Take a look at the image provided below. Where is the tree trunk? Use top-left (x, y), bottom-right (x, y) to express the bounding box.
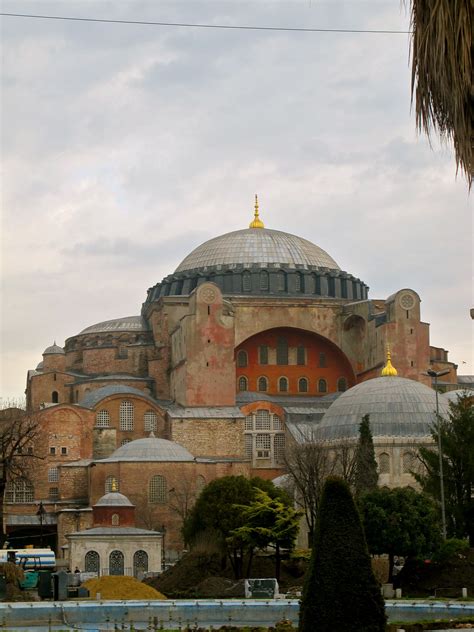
top-left (245, 549), bottom-right (254, 578)
top-left (388, 551), bottom-right (395, 584)
top-left (275, 543), bottom-right (281, 582)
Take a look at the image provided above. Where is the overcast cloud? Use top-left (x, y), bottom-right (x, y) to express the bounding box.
top-left (1, 0), bottom-right (472, 400)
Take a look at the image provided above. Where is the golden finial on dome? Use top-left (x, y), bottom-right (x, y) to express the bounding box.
top-left (249, 194), bottom-right (264, 229)
top-left (381, 346), bottom-right (398, 377)
top-left (111, 478), bottom-right (118, 493)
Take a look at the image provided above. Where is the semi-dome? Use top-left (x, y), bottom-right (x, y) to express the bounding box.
top-left (43, 342), bottom-right (65, 355)
top-left (79, 315), bottom-right (148, 335)
top-left (442, 388), bottom-right (474, 403)
top-left (94, 491), bottom-right (134, 507)
top-left (100, 437), bottom-right (194, 462)
top-left (175, 228), bottom-right (340, 273)
top-left (316, 376), bottom-right (449, 441)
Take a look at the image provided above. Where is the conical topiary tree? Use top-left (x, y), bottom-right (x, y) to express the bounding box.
top-left (354, 414), bottom-right (378, 497)
top-left (299, 477), bottom-right (386, 632)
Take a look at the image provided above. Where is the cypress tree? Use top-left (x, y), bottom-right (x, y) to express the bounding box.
top-left (299, 477), bottom-right (386, 632)
top-left (355, 414), bottom-right (378, 497)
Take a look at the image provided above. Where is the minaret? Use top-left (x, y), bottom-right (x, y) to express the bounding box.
top-left (381, 347), bottom-right (398, 377)
top-left (249, 194), bottom-right (265, 229)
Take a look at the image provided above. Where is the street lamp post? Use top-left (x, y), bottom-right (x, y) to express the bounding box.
top-left (36, 502), bottom-right (46, 547)
top-left (427, 368), bottom-right (450, 540)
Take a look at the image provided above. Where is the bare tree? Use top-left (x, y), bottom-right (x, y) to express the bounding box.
top-left (0, 401), bottom-right (41, 545)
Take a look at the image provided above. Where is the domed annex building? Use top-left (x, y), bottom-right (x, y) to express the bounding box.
top-left (10, 199), bottom-right (461, 562)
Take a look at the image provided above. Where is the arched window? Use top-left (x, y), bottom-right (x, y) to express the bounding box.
top-left (111, 513), bottom-right (119, 526)
top-left (314, 274), bottom-right (321, 295)
top-left (109, 550), bottom-right (124, 576)
top-left (105, 475), bottom-right (119, 493)
top-left (259, 345), bottom-right (268, 365)
top-left (318, 379), bottom-right (327, 393)
top-left (402, 451), bottom-right (416, 474)
top-left (5, 479), bottom-right (34, 503)
top-left (278, 377), bottom-right (288, 392)
top-left (149, 475), bottom-right (167, 504)
top-left (84, 550), bottom-right (100, 574)
top-left (297, 346), bottom-right (306, 365)
top-left (133, 550), bottom-right (149, 577)
top-left (196, 475), bottom-right (206, 494)
top-left (277, 338), bottom-right (288, 365)
top-left (242, 271), bottom-right (252, 292)
top-left (337, 377), bottom-right (347, 392)
top-left (144, 410), bottom-right (157, 433)
top-left (238, 376), bottom-right (248, 392)
top-left (298, 377), bottom-right (308, 393)
top-left (379, 452), bottom-right (390, 474)
top-left (52, 391), bottom-right (59, 403)
top-left (237, 350), bottom-right (248, 367)
top-left (295, 273), bottom-right (304, 292)
top-left (119, 401), bottom-right (134, 431)
top-left (96, 410), bottom-right (110, 428)
top-left (319, 352), bottom-right (327, 368)
top-left (257, 376), bottom-right (268, 392)
top-left (255, 410), bottom-right (271, 430)
top-left (260, 271), bottom-right (269, 291)
top-left (277, 271), bottom-right (286, 291)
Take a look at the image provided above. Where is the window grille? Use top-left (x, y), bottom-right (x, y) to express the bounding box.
top-left (109, 550), bottom-right (124, 576)
top-left (257, 376), bottom-right (268, 392)
top-left (278, 377), bottom-right (288, 392)
top-left (272, 415), bottom-right (282, 430)
top-left (149, 475), bottom-right (167, 504)
top-left (255, 410), bottom-right (271, 430)
top-left (318, 379), bottom-right (327, 393)
top-left (277, 338), bottom-right (288, 365)
top-left (49, 487), bottom-right (59, 501)
top-left (319, 352), bottom-right (326, 368)
top-left (379, 453), bottom-right (390, 474)
top-left (48, 467), bottom-right (59, 483)
top-left (298, 377), bottom-right (308, 393)
top-left (402, 451), bottom-right (415, 473)
top-left (259, 345), bottom-right (268, 365)
top-left (244, 434), bottom-right (253, 460)
top-left (85, 550), bottom-right (100, 574)
top-left (237, 350), bottom-right (248, 367)
top-left (96, 410), bottom-right (110, 428)
top-left (242, 271), bottom-right (251, 292)
top-left (245, 415), bottom-right (254, 431)
top-left (121, 439), bottom-right (131, 446)
top-left (111, 513), bottom-right (119, 526)
top-left (337, 377), bottom-right (347, 392)
top-left (133, 550), bottom-right (149, 577)
top-left (144, 410), bottom-right (157, 432)
top-left (5, 479), bottom-right (34, 503)
top-left (297, 346), bottom-right (306, 365)
top-left (295, 273), bottom-right (302, 292)
top-left (238, 376), bottom-right (248, 392)
top-left (260, 271), bottom-right (269, 290)
top-left (119, 401), bottom-right (134, 431)
top-left (105, 476), bottom-right (119, 493)
top-left (255, 434), bottom-right (271, 458)
top-left (274, 434), bottom-right (286, 464)
top-left (277, 271), bottom-right (286, 291)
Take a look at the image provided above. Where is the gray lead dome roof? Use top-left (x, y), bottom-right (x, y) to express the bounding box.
top-left (316, 376), bottom-right (449, 441)
top-left (100, 437), bottom-right (194, 462)
top-left (175, 228), bottom-right (340, 273)
top-left (80, 315), bottom-right (148, 335)
top-left (95, 491), bottom-right (134, 507)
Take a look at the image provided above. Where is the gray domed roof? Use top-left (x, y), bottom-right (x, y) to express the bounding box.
top-left (36, 361), bottom-right (44, 370)
top-left (442, 389), bottom-right (474, 403)
top-left (95, 491), bottom-right (134, 507)
top-left (100, 437), bottom-right (194, 462)
top-left (43, 343), bottom-right (65, 355)
top-left (316, 376), bottom-right (449, 441)
top-left (175, 228), bottom-right (340, 273)
top-left (80, 315), bottom-right (148, 335)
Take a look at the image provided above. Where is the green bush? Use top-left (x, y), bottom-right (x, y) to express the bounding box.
top-left (431, 538), bottom-right (469, 563)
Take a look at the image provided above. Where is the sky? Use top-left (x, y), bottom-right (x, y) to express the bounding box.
top-left (1, 0), bottom-right (472, 400)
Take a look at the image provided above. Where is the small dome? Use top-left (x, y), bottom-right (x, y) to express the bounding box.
top-left (43, 342), bottom-right (65, 356)
top-left (95, 491), bottom-right (134, 507)
top-left (316, 376), bottom-right (449, 441)
top-left (36, 361), bottom-right (44, 370)
top-left (79, 315), bottom-right (148, 335)
top-left (442, 389), bottom-right (474, 403)
top-left (175, 228), bottom-right (340, 273)
top-left (100, 437), bottom-right (194, 462)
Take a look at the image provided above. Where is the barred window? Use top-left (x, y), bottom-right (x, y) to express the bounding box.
top-left (277, 337), bottom-right (288, 365)
top-left (244, 434), bottom-right (253, 460)
top-left (274, 434), bottom-right (286, 464)
top-left (256, 434), bottom-right (271, 457)
top-left (379, 453), bottom-right (390, 474)
top-left (259, 345), bottom-right (268, 365)
top-left (298, 377), bottom-right (309, 393)
top-left (133, 550), bottom-right (148, 577)
top-left (297, 346), bottom-right (306, 365)
top-left (5, 479), bottom-right (34, 503)
top-left (144, 410), bottom-right (157, 432)
top-left (402, 451), bottom-right (416, 474)
top-left (48, 467), bottom-right (59, 483)
top-left (278, 377), bottom-right (288, 392)
top-left (121, 439), bottom-right (131, 446)
top-left (238, 376), bottom-right (248, 392)
top-left (337, 377), bottom-right (347, 392)
top-left (109, 550), bottom-right (124, 576)
top-left (272, 414), bottom-right (282, 431)
top-left (85, 550), bottom-right (100, 574)
top-left (237, 350), bottom-right (248, 367)
top-left (318, 379), bottom-right (327, 393)
top-left (295, 273), bottom-right (303, 292)
top-left (257, 376), bottom-right (268, 392)
top-left (49, 487), bottom-right (59, 501)
top-left (111, 513), bottom-right (119, 526)
top-left (105, 476), bottom-right (119, 493)
top-left (149, 475), bottom-right (167, 504)
top-left (242, 271), bottom-right (251, 292)
top-left (255, 410), bottom-right (271, 430)
top-left (260, 271), bottom-right (269, 291)
top-left (95, 410), bottom-right (110, 428)
top-left (245, 415), bottom-right (254, 431)
top-left (119, 401), bottom-right (134, 431)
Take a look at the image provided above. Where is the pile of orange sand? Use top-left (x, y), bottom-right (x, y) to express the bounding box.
top-left (83, 575), bottom-right (166, 600)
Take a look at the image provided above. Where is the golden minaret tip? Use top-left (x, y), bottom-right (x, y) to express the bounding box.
top-left (111, 478), bottom-right (118, 493)
top-left (249, 194), bottom-right (264, 229)
top-left (381, 346), bottom-right (398, 377)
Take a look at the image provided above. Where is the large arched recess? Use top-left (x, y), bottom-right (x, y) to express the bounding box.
top-left (235, 327), bottom-right (356, 397)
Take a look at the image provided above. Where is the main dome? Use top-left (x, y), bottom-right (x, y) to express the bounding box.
top-left (175, 228), bottom-right (340, 273)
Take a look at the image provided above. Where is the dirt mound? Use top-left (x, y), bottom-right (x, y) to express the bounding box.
top-left (397, 548), bottom-right (474, 598)
top-left (194, 576), bottom-right (246, 598)
top-left (83, 575), bottom-right (166, 600)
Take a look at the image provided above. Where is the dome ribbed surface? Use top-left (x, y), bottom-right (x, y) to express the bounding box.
top-left (101, 437), bottom-right (194, 462)
top-left (175, 228), bottom-right (340, 273)
top-left (80, 315), bottom-right (148, 335)
top-left (316, 376), bottom-right (449, 441)
top-left (43, 343), bottom-right (65, 355)
top-left (95, 491), bottom-right (134, 507)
